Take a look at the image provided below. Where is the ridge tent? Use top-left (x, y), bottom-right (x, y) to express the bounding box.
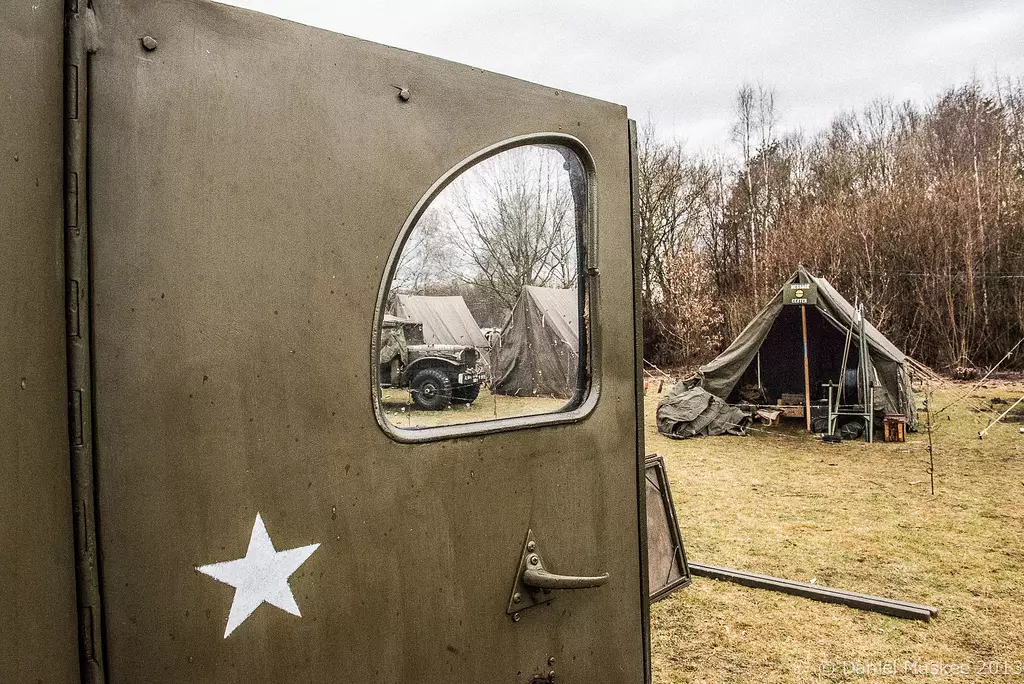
top-left (492, 286), bottom-right (579, 398)
top-left (696, 267), bottom-right (916, 429)
top-left (393, 295), bottom-right (489, 348)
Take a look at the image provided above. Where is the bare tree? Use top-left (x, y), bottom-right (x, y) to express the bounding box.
top-left (436, 146), bottom-right (578, 309)
top-left (636, 123), bottom-right (727, 361)
top-left (641, 79), bottom-right (1024, 371)
top-left (391, 209), bottom-right (456, 295)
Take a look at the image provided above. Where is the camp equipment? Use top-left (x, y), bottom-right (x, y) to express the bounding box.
top-left (883, 414), bottom-right (908, 442)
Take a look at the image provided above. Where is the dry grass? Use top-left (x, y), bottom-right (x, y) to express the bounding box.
top-left (649, 381), bottom-right (1024, 683)
top-left (381, 386), bottom-right (565, 427)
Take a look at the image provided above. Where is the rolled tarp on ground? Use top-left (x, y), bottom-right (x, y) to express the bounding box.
top-left (491, 286), bottom-right (579, 398)
top-left (656, 384), bottom-right (750, 438)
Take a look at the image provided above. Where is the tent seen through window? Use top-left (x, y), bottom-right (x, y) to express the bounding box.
top-left (377, 143), bottom-right (588, 429)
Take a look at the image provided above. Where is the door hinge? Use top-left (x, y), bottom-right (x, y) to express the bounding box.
top-left (65, 2), bottom-right (106, 682)
top-left (80, 605), bottom-right (96, 663)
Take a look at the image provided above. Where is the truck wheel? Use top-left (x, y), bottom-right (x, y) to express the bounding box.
top-left (452, 383), bottom-right (481, 404)
top-left (411, 369), bottom-right (452, 410)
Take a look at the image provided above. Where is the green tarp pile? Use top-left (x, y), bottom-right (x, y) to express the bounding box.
top-left (379, 314), bottom-right (415, 365)
top-left (656, 384), bottom-right (750, 439)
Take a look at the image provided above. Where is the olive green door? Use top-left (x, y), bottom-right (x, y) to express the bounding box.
top-left (0, 2), bottom-right (81, 682)
top-left (87, 1), bottom-right (648, 681)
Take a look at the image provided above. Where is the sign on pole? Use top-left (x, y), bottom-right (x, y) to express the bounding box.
top-left (784, 282), bottom-right (818, 306)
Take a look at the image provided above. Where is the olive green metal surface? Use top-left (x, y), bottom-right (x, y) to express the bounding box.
top-left (87, 0), bottom-right (645, 681)
top-left (0, 1), bottom-right (82, 682)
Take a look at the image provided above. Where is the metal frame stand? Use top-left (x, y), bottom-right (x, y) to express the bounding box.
top-left (823, 302), bottom-right (874, 442)
top-left (826, 381), bottom-right (874, 442)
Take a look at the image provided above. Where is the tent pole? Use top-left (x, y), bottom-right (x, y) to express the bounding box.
top-left (756, 351), bottom-right (763, 397)
top-left (802, 305), bottom-right (811, 432)
top-left (859, 303), bottom-right (869, 438)
top-left (836, 298), bottom-right (855, 412)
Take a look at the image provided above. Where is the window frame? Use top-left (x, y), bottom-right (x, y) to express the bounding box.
top-left (371, 132), bottom-right (601, 443)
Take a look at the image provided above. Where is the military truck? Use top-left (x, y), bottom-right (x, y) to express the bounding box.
top-left (379, 314), bottom-right (484, 409)
top-left (1, 1), bottom-right (669, 682)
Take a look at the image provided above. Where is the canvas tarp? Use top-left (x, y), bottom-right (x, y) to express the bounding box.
top-left (492, 286), bottom-right (579, 398)
top-left (379, 314), bottom-right (423, 366)
top-left (394, 295), bottom-right (489, 348)
top-left (379, 315), bottom-right (410, 365)
top-left (696, 267), bottom-right (916, 428)
top-left (656, 385), bottom-right (750, 438)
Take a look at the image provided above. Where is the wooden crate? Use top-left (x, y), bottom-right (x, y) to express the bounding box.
top-left (776, 397), bottom-right (805, 419)
top-left (883, 414), bottom-right (906, 442)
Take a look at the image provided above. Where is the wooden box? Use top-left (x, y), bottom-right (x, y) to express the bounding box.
top-left (883, 414), bottom-right (906, 442)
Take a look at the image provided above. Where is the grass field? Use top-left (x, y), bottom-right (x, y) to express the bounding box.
top-left (381, 386), bottom-right (564, 427)
top-left (649, 381), bottom-right (1024, 683)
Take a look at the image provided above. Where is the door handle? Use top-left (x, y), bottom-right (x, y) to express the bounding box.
top-left (507, 529), bottom-right (610, 616)
top-left (523, 562), bottom-right (610, 590)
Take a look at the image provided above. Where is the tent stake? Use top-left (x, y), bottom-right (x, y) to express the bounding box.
top-left (802, 305), bottom-right (811, 432)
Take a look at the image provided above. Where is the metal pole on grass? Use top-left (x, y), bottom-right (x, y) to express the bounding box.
top-left (859, 303), bottom-right (871, 440)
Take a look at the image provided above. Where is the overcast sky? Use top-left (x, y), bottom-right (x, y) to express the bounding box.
top-left (220, 0), bottom-right (1024, 153)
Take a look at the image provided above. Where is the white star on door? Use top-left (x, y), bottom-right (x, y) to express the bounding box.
top-left (197, 513), bottom-right (320, 638)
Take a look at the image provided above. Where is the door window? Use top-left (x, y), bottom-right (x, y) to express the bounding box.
top-left (376, 142), bottom-right (590, 430)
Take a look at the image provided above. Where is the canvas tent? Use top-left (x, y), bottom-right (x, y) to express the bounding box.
top-left (393, 295), bottom-right (489, 348)
top-left (697, 267), bottom-right (916, 429)
top-left (492, 286), bottom-right (579, 398)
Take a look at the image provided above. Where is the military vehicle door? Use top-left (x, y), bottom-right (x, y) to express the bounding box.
top-left (83, 1), bottom-right (648, 681)
top-left (1, 2), bottom-right (81, 683)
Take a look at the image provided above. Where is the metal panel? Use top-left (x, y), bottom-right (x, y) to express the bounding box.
top-left (87, 0), bottom-right (645, 681)
top-left (643, 455), bottom-right (691, 603)
top-left (628, 118), bottom-right (653, 681)
top-left (0, 1), bottom-right (81, 682)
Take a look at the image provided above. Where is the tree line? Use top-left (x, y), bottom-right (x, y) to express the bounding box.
top-left (641, 79), bottom-right (1024, 372)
